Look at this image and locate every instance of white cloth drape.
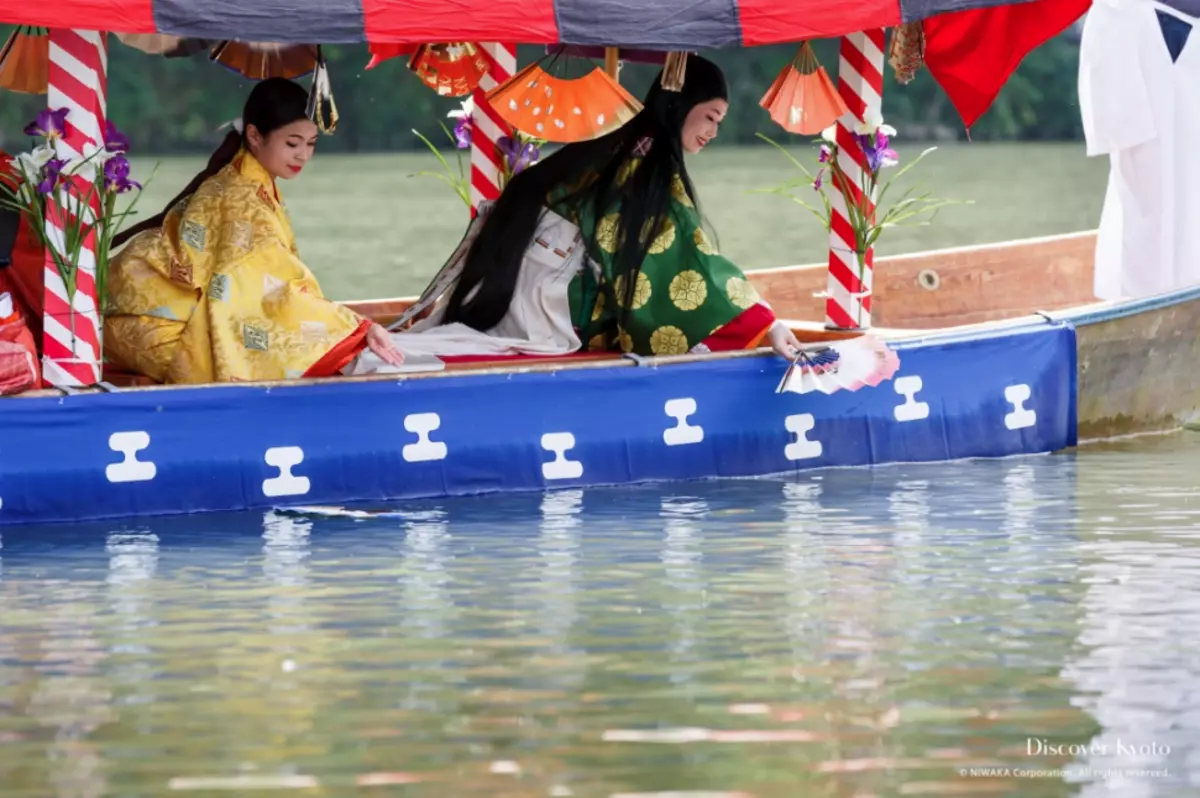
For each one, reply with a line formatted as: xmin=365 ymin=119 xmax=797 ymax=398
xmin=344 ymin=207 xmax=589 ymax=376
xmin=1081 ymin=0 xmax=1200 ymax=300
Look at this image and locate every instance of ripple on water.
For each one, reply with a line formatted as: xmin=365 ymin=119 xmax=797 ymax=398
xmin=0 ymin=435 xmax=1198 ymax=796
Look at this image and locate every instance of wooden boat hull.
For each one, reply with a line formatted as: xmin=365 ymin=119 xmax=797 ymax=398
xmin=1 ymin=229 xmax=1194 ymax=527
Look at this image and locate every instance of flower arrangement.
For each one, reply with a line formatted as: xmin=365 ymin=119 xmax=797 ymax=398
xmin=756 ymin=113 xmax=969 ymax=308
xmin=411 ymin=97 xmax=543 ymax=207
xmin=0 ymin=107 xmax=152 ymax=321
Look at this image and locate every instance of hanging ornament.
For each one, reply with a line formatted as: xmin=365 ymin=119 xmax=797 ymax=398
xmin=209 ymin=41 xmax=319 ymax=80
xmin=306 ymin=47 xmax=338 ymax=134
xmin=0 ymin=27 xmax=48 ymax=95
xmin=888 ymin=22 xmax=926 ymax=84
xmin=759 ymin=42 xmax=848 ymax=135
xmin=406 ymin=43 xmax=491 ymax=97
xmin=661 ymin=51 xmax=689 ymax=91
xmin=487 ymin=60 xmax=642 ymax=143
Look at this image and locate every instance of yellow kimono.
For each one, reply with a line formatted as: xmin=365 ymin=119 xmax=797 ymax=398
xmin=104 ymin=149 xmax=370 ymax=384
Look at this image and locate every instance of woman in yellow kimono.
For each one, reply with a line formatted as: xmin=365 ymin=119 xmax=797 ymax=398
xmin=105 ymin=78 xmax=403 ymax=384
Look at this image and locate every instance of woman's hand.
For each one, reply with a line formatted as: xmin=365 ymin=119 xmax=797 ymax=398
xmin=366 ymin=323 xmax=405 ymax=366
xmin=766 ymin=321 xmax=803 ymax=360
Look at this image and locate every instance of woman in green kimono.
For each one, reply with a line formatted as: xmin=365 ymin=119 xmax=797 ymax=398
xmin=349 ymin=55 xmax=799 ymax=374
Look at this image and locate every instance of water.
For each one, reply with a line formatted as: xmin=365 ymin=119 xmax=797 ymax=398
xmin=126 ymin=143 xmax=1108 ymax=300
xmin=1 ymin=434 xmax=1198 ymax=797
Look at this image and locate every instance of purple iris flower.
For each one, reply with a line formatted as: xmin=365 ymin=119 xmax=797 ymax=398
xmin=818 ymin=145 xmax=832 ymax=164
xmin=103 ymin=154 xmax=141 ymax=194
xmin=104 ymin=120 xmax=130 ymax=153
xmin=24 ymin=108 xmax=70 ymax=141
xmin=36 ymin=158 xmax=67 ymax=195
xmin=813 ymin=168 xmax=825 ymax=191
xmin=498 ymin=136 xmax=539 ymax=176
xmin=453 ymin=115 xmax=473 ymax=149
xmin=866 ymin=143 xmax=899 ymax=172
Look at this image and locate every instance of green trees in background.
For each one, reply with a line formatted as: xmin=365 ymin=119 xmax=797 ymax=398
xmin=0 ymin=32 xmax=1085 ymax=154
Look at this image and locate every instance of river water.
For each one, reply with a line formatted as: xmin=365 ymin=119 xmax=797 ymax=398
xmin=1 ymin=434 xmax=1197 ymax=797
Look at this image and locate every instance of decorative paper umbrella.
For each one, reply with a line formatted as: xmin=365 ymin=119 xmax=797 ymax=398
xmin=487 ymin=60 xmax=641 ymax=143
xmin=759 ymin=41 xmax=847 ymax=135
xmin=0 ymin=26 xmax=48 ymax=95
xmin=407 ymin=43 xmax=491 ymax=97
xmin=209 ymin=41 xmax=319 ymax=80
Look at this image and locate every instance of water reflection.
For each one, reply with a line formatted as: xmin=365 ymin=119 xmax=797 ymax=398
xmin=0 ymin=439 xmax=1197 ymax=796
xmin=1062 ymin=440 xmax=1200 ymax=796
xmin=659 ymin=495 xmax=709 ymax=688
xmin=26 ymin=585 xmax=114 ymax=798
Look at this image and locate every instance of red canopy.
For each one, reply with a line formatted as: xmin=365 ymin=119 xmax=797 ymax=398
xmin=0 ymin=0 xmax=1091 ymax=128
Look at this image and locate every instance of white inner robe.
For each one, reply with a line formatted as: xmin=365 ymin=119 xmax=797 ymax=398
xmin=1081 ymin=0 xmax=1200 ymax=301
xmin=344 ymin=207 xmax=590 ymax=376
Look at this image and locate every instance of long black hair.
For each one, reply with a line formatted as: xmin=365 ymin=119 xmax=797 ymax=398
xmin=440 ymin=54 xmax=729 ymax=332
xmin=113 ymin=78 xmax=310 ymax=247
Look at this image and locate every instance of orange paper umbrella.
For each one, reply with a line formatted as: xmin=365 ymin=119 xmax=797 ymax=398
xmin=0 ymin=27 xmax=48 ymax=95
xmin=487 ymin=62 xmax=642 ymax=143
xmin=760 ymin=42 xmax=848 ymax=135
xmin=209 ymin=41 xmax=319 ymax=80
xmin=407 ymin=43 xmax=490 ymax=97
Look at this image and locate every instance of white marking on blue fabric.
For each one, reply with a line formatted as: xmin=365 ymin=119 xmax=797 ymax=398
xmin=263 ymin=446 xmax=310 ymax=497
xmin=894 ymin=375 xmax=931 ymax=422
xmin=541 ymin=433 xmax=583 ymax=480
xmin=784 ymin=414 xmax=822 ymax=461
xmin=1004 ymin=384 xmax=1037 ymax=430
xmin=403 ymin=413 xmax=448 ymax=462
xmin=106 ymin=431 xmax=157 ymax=483
xmin=663 ymin=398 xmax=703 ymax=446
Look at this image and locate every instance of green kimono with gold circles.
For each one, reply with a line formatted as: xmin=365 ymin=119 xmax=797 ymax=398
xmin=549 ymin=157 xmax=777 ymax=357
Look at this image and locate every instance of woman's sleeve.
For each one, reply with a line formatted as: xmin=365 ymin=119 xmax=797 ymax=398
xmin=597 ymin=191 xmax=776 ymax=356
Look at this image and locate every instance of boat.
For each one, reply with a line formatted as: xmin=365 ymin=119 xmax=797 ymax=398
xmin=6 ymin=226 xmax=1191 ymax=526
xmin=4 ymin=0 xmax=1189 ymax=527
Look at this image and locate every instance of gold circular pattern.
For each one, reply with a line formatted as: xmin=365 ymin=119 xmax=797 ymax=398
xmin=669 ymin=270 xmax=707 ymax=311
xmin=650 ymin=325 xmax=689 ymax=355
xmin=671 ymin=174 xmax=693 ymax=207
xmin=726 ymin=276 xmax=759 ymax=310
xmin=595 ymin=213 xmax=621 ymax=253
xmin=617 ymin=328 xmax=633 ymax=353
xmin=613 ymin=271 xmax=652 ymax=310
xmin=587 ymin=333 xmax=607 ymax=352
xmin=645 ymin=217 xmax=676 ymax=255
xmin=693 ymin=227 xmax=717 ymax=255
xmin=591 ymin=292 xmax=606 ymax=321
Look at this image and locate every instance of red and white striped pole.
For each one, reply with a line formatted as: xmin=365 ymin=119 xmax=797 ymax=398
xmin=44 ymin=28 xmax=106 ymax=387
xmin=469 ymin=43 xmax=517 ymax=216
xmin=825 ymin=29 xmax=885 ymax=331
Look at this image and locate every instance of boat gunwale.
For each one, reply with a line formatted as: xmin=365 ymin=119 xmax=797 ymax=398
xmin=7 ymin=229 xmax=1198 ymax=401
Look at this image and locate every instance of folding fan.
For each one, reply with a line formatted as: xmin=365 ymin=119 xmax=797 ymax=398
xmin=486 ymin=60 xmax=642 ymax=143
xmin=407 ymin=43 xmax=491 ymax=97
xmin=0 ymin=27 xmax=48 ymax=95
xmin=760 ymin=42 xmax=847 ymax=135
xmin=306 ymin=48 xmax=338 ymax=134
xmin=209 ymin=41 xmax=319 ymax=80
xmin=775 ymin=335 xmax=900 ymax=395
